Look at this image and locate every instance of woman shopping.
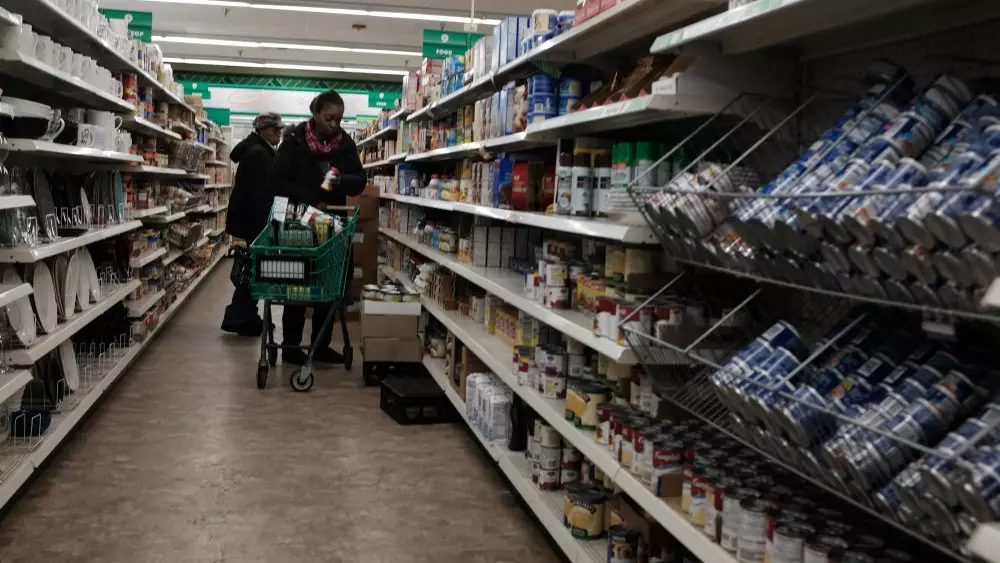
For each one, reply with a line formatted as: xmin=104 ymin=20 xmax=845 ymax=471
xmin=270 ymin=89 xmax=366 ymax=365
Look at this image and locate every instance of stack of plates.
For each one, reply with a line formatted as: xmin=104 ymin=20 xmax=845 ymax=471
xmin=3 ymin=268 xmax=36 ymax=346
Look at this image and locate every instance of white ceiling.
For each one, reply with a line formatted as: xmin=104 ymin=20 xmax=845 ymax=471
xmin=100 ymin=0 xmax=576 ymax=81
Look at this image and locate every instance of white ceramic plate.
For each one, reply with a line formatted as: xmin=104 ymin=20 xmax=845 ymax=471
xmin=59 ymin=340 xmax=79 ymax=392
xmin=31 ymin=262 xmax=58 ymax=333
xmin=52 ymin=256 xmax=69 ymax=321
xmin=6 ymin=295 xmax=36 ymax=347
xmin=63 ymin=254 xmax=78 ymax=318
xmin=76 ymin=254 xmax=90 ymax=311
xmin=80 ymin=188 xmax=92 ymax=225
xmin=78 ymin=247 xmax=100 ymax=302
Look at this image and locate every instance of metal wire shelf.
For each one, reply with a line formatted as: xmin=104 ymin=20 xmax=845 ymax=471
xmin=620 ymin=266 xmax=1000 ymax=561
xmin=628 ymin=62 xmax=1000 ymax=323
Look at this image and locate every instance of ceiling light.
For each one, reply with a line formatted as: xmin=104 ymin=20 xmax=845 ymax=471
xmin=162 ymin=57 xmax=410 ymax=76
xmin=140 ymin=0 xmax=501 ymax=25
xmin=152 ymin=35 xmax=420 ymax=57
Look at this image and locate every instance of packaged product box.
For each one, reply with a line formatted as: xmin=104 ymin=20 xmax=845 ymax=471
xmin=460 ymin=347 xmax=488 ymax=398
xmin=362 ymin=337 xmax=422 ymax=363
xmin=516 ymin=311 xmax=540 ymax=346
xmin=361 ymin=312 xmax=420 ymax=339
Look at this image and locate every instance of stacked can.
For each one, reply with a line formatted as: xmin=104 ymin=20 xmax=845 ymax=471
xmin=527 ymin=74 xmax=557 ymax=124
xmin=558 ymin=77 xmax=582 ymax=116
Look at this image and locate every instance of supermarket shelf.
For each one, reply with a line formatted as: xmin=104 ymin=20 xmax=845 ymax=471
xmin=379 ymin=228 xmax=636 ymax=363
xmin=8 ymin=279 xmax=140 ymax=365
xmin=129 ymin=247 xmax=167 ymax=269
xmin=363 ymin=159 xmax=393 ymax=170
xmin=192 ymin=141 xmax=212 ymax=151
xmin=407 ymin=0 xmax=724 ymax=122
xmin=4 ymin=140 xmax=142 ymax=164
xmin=142 ymin=212 xmax=185 ymax=224
xmin=356 ymin=125 xmax=398 ymax=148
xmin=651 ymin=0 xmax=952 ymax=56
xmin=207 ymin=227 xmax=225 ymax=237
xmin=0 ymin=0 xmax=195 ymax=113
xmin=389 ymin=107 xmax=412 ymax=121
xmin=191 ymin=236 xmax=210 ymax=249
xmin=969 ymin=524 xmax=1000 ymax=563
xmin=203 ymin=160 xmax=228 ymax=167
xmin=389 ymin=152 xmax=409 ymax=163
xmin=0 ymin=49 xmax=134 ymax=113
xmin=386 ymin=194 xmax=656 ymax=243
xmin=0 ymin=195 xmax=35 ymax=210
xmin=187 ymin=173 xmax=211 ymax=181
xmin=0 ymin=249 xmax=227 ymax=510
xmin=423 ymin=356 xmax=604 ymax=563
xmin=187 ymin=204 xmax=212 ymax=214
xmin=406 ymin=133 xmax=552 ymax=162
xmin=170 ymin=122 xmax=196 ymax=136
xmin=0 ymin=221 xmax=143 ymax=263
xmin=122 ymin=116 xmax=183 ymax=141
xmin=162 ymin=249 xmax=183 ymax=266
xmin=0 ymin=283 xmax=32 ymax=309
xmin=119 ymin=165 xmax=188 ymax=177
xmin=126 ymin=206 xmax=169 ymax=220
xmin=125 ymin=290 xmax=165 ymax=318
xmin=211 ymin=204 xmax=228 ymax=213
xmin=0 ymin=370 xmax=32 ymax=407
xmin=205 ymin=184 xmax=231 ymax=190
xmin=419 ymin=296 xmax=735 ymax=563
xmin=525 ymin=94 xmax=731 ymax=140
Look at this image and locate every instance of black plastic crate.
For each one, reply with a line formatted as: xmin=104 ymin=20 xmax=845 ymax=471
xmin=362 ymin=360 xmax=422 ymax=387
xmin=379 ymin=375 xmax=458 ymax=425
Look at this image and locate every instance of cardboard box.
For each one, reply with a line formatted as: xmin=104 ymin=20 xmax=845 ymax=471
xmin=459 ymin=346 xmax=488 ymax=399
xmin=362 ymin=301 xmax=422 ymax=317
xmin=363 ymin=337 xmax=422 ymax=362
xmin=361 ymin=312 xmax=420 ymax=339
xmin=615 ymin=493 xmax=680 ymax=556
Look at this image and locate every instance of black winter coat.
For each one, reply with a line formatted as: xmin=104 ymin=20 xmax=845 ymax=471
xmin=225 ymin=133 xmax=277 ymax=241
xmin=270 ymin=121 xmax=366 ymax=208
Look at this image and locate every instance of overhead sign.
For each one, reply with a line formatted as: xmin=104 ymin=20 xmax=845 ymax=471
xmin=421 ymin=30 xmax=483 ymax=59
xmin=181 ymin=81 xmax=212 ymax=99
xmin=98 ymin=9 xmax=153 ymax=42
xmin=368 ymin=91 xmax=401 ymax=109
xmin=205 ymin=108 xmax=230 ymax=126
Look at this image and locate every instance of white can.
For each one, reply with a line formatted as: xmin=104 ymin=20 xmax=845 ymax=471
xmin=538 ymin=445 xmax=561 ymax=470
xmin=545 ymin=286 xmax=569 ymax=309
xmin=544 ymin=262 xmax=567 ymax=287
xmin=543 ymin=372 xmax=567 ymax=399
xmin=537 ymin=422 xmax=562 ymax=448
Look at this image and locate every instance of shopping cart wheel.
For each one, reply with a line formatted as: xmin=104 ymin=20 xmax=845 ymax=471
xmin=267 ymin=347 xmax=278 ymax=367
xmin=343 ymin=346 xmax=353 ymax=370
xmin=256 ymin=364 xmax=268 ymax=390
xmin=290 ymin=367 xmax=314 ymax=392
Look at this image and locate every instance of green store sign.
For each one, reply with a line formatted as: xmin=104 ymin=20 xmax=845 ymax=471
xmin=98 ymin=9 xmax=153 ymax=42
xmin=368 ymin=91 xmax=401 ymax=109
xmin=421 ymin=30 xmax=483 ymax=60
xmin=181 ymin=81 xmax=212 ymax=99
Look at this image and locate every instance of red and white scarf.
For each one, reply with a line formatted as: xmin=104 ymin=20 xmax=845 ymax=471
xmin=305 ymin=119 xmax=342 ymax=155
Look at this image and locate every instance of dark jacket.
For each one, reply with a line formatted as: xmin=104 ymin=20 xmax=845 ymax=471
xmin=225 ymin=132 xmax=277 ymax=241
xmin=270 ymin=121 xmax=366 ymax=208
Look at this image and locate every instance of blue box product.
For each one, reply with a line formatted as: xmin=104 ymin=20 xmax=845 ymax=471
xmin=397 ymin=164 xmax=420 ymax=196
xmin=491 ymin=24 xmax=502 ymax=70
xmin=493 ymin=156 xmax=515 ymax=207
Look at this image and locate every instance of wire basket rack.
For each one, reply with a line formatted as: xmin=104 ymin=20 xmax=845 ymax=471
xmin=627 ymin=60 xmax=1000 ymax=323
xmin=621 ymin=267 xmax=1000 ymax=561
xmin=167 ymin=141 xmax=208 ymax=173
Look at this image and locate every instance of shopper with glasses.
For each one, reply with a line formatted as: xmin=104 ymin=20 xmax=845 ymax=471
xmin=222 ymin=112 xmax=287 ymax=336
xmin=269 ymin=90 xmax=366 ymax=365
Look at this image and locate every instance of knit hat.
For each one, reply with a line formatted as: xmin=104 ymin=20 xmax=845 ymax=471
xmin=253 ymin=112 xmax=286 ymax=131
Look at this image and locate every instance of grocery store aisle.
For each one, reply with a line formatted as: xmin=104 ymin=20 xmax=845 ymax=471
xmin=0 ymin=264 xmax=560 ymax=563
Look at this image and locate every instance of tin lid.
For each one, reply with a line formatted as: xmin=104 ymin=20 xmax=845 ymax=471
xmin=776 ymin=521 xmax=816 ymax=540
xmin=805 ymin=534 xmax=850 ymax=552
xmin=607 ymin=524 xmax=640 ymax=538
xmin=728 ymin=487 xmax=761 ymax=503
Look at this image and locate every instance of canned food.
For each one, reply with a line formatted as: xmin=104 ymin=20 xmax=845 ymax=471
xmin=567 ymin=488 xmax=606 ymax=538
xmin=721 ymin=487 xmax=761 ymax=552
xmin=802 ymin=534 xmax=848 ymax=563
xmin=771 ymin=522 xmax=815 ymax=563
xmin=537 ymin=422 xmax=562 ymax=448
xmin=566 ymin=380 xmax=612 ymax=430
xmin=705 ymin=475 xmax=740 ymax=542
xmin=652 ymin=438 xmax=684 ymax=495
xmin=544 ymin=262 xmax=567 ymax=287
xmin=608 ymin=525 xmax=640 ymax=563
xmin=739 ymin=498 xmax=778 ymax=563
xmin=538 ymin=445 xmax=562 ymax=470
xmin=538 ymin=468 xmax=560 ymax=490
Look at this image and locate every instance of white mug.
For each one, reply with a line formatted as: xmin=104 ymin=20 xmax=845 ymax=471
xmin=76 ymin=123 xmax=99 ymax=148
xmin=86 ymin=110 xmax=122 ymax=130
xmin=71 ymin=53 xmax=85 ymax=79
xmin=116 ymin=131 xmax=132 ymax=153
xmin=34 ymin=35 xmax=51 ymax=64
xmin=58 ymin=45 xmax=73 ymax=73
xmin=47 ymin=40 xmax=61 ymax=69
xmin=39 ymin=116 xmax=66 ymax=143
xmin=0 ymin=19 xmax=21 ymax=52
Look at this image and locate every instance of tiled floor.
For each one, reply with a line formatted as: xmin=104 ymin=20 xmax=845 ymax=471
xmin=0 ymin=264 xmax=560 ymax=563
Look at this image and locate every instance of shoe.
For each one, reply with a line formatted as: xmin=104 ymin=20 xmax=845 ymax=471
xmin=314 ymin=347 xmax=345 ymax=364
xmin=283 ymin=348 xmax=307 ymax=365
xmin=221 ymin=317 xmax=263 ymax=337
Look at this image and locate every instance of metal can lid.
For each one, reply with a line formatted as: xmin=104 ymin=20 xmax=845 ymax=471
xmin=806 ymin=534 xmax=850 ymax=552
xmin=727 ymin=487 xmax=761 ymax=503
xmin=607 ymin=524 xmax=640 ymax=539
xmin=776 ymin=521 xmax=816 ymax=540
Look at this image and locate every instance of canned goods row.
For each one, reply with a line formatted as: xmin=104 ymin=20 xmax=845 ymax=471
xmin=710 ymin=313 xmax=1000 ymax=549
xmin=643 ymin=64 xmax=1000 ymax=308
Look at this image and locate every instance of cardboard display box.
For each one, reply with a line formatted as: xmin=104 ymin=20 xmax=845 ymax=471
xmin=362 ymin=337 xmax=422 ymax=362
xmin=361 ymin=312 xmax=420 ymax=339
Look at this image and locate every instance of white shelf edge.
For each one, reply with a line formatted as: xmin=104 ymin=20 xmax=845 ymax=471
xmin=387 ymin=194 xmax=656 ymax=243
xmin=205 ymin=184 xmax=231 ymax=190
xmin=126 ymin=206 xmax=169 ymax=220
xmin=129 ymin=247 xmax=168 ymax=268
xmin=4 ymin=139 xmax=142 ymax=163
xmin=162 ymin=249 xmax=183 ymax=266
xmin=356 ymin=125 xmax=398 ymax=148
xmin=203 ymin=160 xmax=228 ymax=167
xmin=0 ymin=370 xmax=32 ymax=406
xmin=142 ymin=212 xmax=185 ymax=224
xmin=126 ymin=289 xmax=165 ymax=318
xmin=0 ymin=221 xmax=143 ymax=263
xmin=208 ymin=228 xmax=225 ymax=237
xmin=417 ymin=292 xmax=735 ymax=563
xmin=122 ymin=116 xmax=183 ymax=141
xmin=379 ymin=228 xmax=635 ymax=363
xmin=0 ymin=48 xmax=135 ymax=113
xmin=8 ymin=280 xmax=140 ymax=365
xmin=362 ymin=159 xmax=393 ymax=170
xmin=0 ymin=195 xmax=35 ymax=210
xmin=119 ymin=165 xmax=188 ymax=177
xmin=0 ymin=283 xmax=32 ymax=309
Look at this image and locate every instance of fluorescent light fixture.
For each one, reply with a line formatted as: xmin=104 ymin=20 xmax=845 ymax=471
xmin=139 ymin=0 xmax=501 ymax=25
xmin=162 ymin=57 xmax=410 ymax=76
xmin=152 ymin=35 xmax=420 ymax=57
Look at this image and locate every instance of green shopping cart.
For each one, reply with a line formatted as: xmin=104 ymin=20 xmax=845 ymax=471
xmin=234 ymin=205 xmax=359 ymax=391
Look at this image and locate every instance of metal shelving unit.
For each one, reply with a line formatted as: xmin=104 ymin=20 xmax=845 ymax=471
xmin=0 ymin=221 xmax=143 ymax=262
xmin=0 ymin=49 xmax=135 ymax=113
xmin=122 ymin=116 xmax=183 ymax=141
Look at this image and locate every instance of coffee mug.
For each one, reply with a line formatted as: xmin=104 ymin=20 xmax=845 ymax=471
xmin=85 ymin=110 xmax=121 ymax=130
xmin=34 ymin=35 xmax=51 ymax=64
xmin=47 ymin=40 xmax=61 ymax=69
xmin=59 ymin=45 xmax=74 ymax=73
xmin=71 ymin=53 xmax=85 ymax=79
xmin=0 ymin=19 xmax=21 ymax=52
xmin=39 ymin=116 xmax=66 ymax=143
xmin=76 ymin=123 xmax=98 ymax=148
xmin=116 ymin=131 xmax=131 ymax=153
xmin=66 ymin=108 xmax=85 ymax=123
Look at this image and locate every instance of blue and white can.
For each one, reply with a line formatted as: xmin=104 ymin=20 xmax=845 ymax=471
xmin=958 ymin=448 xmax=1000 ymax=521
xmin=885 ymin=112 xmax=936 ymax=158
xmin=855 ymin=136 xmax=904 ymax=163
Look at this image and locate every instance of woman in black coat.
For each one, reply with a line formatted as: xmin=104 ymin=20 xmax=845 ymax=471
xmin=270 ymin=89 xmax=366 ymax=365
